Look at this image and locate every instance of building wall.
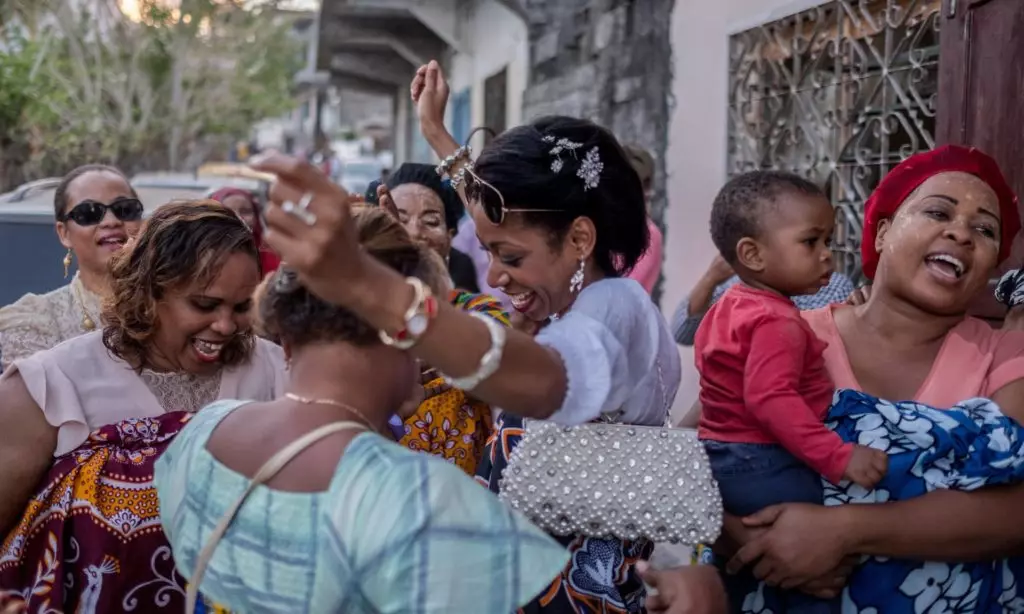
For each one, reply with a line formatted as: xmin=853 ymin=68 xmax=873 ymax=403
xmin=520 ymin=0 xmax=676 ymax=299
xmin=663 ymin=0 xmax=835 ymax=421
xmin=445 ymin=0 xmax=529 ymax=153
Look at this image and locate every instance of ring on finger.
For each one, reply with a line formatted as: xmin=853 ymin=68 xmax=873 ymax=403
xmin=282 ymin=197 xmax=317 ymax=226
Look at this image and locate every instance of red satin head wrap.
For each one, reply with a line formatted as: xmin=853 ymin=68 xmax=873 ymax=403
xmin=861 ymin=145 xmax=1020 ymax=280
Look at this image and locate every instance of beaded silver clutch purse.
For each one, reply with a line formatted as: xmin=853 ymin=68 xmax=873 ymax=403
xmin=498 ymin=420 xmax=723 ymax=544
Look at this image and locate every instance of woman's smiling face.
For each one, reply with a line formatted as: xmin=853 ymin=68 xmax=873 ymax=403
xmin=56 ymin=170 xmax=142 ymax=277
xmin=875 ymin=171 xmax=1002 ymax=315
xmin=148 ymin=251 xmax=260 ymax=375
xmin=471 ymin=204 xmax=586 ymax=322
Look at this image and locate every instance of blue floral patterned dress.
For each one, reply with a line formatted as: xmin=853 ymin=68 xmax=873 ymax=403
xmin=743 ymin=390 xmax=1024 ymax=614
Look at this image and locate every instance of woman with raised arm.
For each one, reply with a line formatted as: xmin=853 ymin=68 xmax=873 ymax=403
xmin=244 ymin=61 xmax=728 ymax=613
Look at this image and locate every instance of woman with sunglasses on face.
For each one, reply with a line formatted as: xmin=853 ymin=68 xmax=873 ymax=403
xmin=0 ymin=202 xmax=284 ymax=613
xmin=243 ymin=60 xmax=711 ymax=613
xmin=0 ymin=165 xmax=144 ymax=371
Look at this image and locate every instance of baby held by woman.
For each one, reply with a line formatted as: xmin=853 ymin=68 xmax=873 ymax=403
xmin=695 ymin=172 xmax=887 ymax=613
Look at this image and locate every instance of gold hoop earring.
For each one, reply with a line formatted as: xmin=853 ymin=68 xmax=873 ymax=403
xmin=63 ymin=249 xmax=73 ymax=279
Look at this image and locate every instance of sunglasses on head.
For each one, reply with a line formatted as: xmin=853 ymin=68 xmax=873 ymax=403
xmin=463 ymin=168 xmax=556 ymax=225
xmin=60 ymin=197 xmax=144 ymax=226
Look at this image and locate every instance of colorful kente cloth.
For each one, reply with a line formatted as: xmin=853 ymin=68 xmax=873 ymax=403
xmin=397 ymin=290 xmax=508 ymax=475
xmin=0 ymin=412 xmax=200 ymax=613
xmin=399 ymin=373 xmax=493 ymax=475
xmin=743 ymin=389 xmax=1024 ymax=614
xmin=476 ymin=413 xmax=653 ymax=613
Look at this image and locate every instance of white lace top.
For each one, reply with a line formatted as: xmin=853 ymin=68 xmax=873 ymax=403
xmin=139 ymin=370 xmax=223 ymax=413
xmin=0 ymin=332 xmax=287 ymax=456
xmin=0 ymin=275 xmax=102 ymax=371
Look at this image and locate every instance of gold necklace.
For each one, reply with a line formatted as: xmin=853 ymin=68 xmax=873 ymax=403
xmin=71 ymin=277 xmax=98 ymax=331
xmin=284 ymin=392 xmax=379 ymax=435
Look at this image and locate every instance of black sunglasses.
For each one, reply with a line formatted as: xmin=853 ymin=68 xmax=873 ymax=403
xmin=463 ymin=170 xmax=556 ymax=225
xmin=60 ymin=198 xmax=144 ymax=226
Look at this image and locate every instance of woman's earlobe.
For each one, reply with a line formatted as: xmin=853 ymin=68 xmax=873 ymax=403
xmin=874 ymin=219 xmax=891 ymax=253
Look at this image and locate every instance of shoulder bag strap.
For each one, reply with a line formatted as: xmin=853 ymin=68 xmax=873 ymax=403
xmin=185 ymin=420 xmax=369 ymax=614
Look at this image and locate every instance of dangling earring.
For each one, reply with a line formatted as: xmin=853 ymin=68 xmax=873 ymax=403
xmin=569 ymin=259 xmax=585 ymax=294
xmin=63 ymin=249 xmax=73 ymax=279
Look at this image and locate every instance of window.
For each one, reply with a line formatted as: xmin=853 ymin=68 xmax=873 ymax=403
xmin=451 ymin=88 xmax=472 ymax=147
xmin=484 ymin=68 xmax=508 ymax=142
xmin=727 ymin=0 xmax=941 ymax=280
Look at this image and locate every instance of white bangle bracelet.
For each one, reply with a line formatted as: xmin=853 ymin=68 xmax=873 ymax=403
xmin=442 ymin=311 xmax=507 ymax=390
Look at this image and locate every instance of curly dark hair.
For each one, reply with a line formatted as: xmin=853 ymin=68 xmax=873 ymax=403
xmin=257 ymin=207 xmax=423 ymax=347
xmin=102 ymin=200 xmax=260 ymax=371
xmin=472 ymin=116 xmax=649 ymax=277
xmin=709 ymin=170 xmax=826 ymax=264
xmin=54 ymin=164 xmax=138 ymax=219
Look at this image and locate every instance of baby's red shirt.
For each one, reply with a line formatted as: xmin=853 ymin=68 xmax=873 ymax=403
xmin=696 ymin=284 xmax=853 ymax=484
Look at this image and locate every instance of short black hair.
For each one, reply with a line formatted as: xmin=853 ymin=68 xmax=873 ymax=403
xmin=54 ymin=164 xmax=137 ymax=220
xmin=386 ymin=163 xmax=464 ymax=230
xmin=257 ymin=208 xmax=422 ymax=348
xmin=709 ymin=170 xmax=826 ymax=264
xmin=474 ymin=116 xmax=649 ymax=276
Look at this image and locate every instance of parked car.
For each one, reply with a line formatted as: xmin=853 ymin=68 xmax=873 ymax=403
xmin=0 ymin=170 xmax=259 ymax=305
xmin=339 ymin=158 xmax=384 ymax=196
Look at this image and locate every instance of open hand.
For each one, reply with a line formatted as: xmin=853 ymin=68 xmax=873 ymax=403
xmin=638 ymin=562 xmax=727 ymax=614
xmin=250 ymin=152 xmax=364 ymax=307
xmin=727 ymin=503 xmax=849 ymax=589
xmin=411 ymin=60 xmax=450 ymax=133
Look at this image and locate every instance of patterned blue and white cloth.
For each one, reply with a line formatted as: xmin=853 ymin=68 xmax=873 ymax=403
xmin=742 ymin=389 xmax=1024 ymax=614
xmin=996 ymin=268 xmax=1024 ymax=309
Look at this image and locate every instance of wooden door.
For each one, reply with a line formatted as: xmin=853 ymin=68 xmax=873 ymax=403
xmin=936 ymin=0 xmax=1024 ymax=322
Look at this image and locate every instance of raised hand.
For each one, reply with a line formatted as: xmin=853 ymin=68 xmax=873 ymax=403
xmin=376 ymin=183 xmax=400 ymax=219
xmin=249 ymin=152 xmax=364 ymax=307
xmin=411 ymin=60 xmax=450 ymax=136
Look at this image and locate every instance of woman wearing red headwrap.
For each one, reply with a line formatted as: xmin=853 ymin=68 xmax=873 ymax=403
xmin=691 ymin=145 xmax=1024 ymax=613
xmin=210 ymin=187 xmax=281 ymax=275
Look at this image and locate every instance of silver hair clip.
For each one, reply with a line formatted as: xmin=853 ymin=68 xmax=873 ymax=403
xmin=542 ymin=135 xmax=602 ymax=190
xmin=577 ymin=146 xmax=603 ymax=191
xmin=542 ymin=135 xmax=583 ymax=174
xmin=273 ymin=267 xmax=302 ymax=294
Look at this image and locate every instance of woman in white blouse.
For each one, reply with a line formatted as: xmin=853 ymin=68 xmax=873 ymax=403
xmin=243 ymin=62 xmax=725 ymax=613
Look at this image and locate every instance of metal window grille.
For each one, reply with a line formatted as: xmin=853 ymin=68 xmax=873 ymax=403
xmin=727 ymin=0 xmax=941 ymax=281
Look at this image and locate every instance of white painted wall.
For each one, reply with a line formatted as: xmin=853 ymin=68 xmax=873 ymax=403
xmin=664 ymin=0 xmax=826 ymax=422
xmin=445 ymin=0 xmax=529 ymax=153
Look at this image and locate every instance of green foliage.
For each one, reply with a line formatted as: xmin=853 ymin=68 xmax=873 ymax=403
xmin=0 ymin=0 xmax=305 ymax=188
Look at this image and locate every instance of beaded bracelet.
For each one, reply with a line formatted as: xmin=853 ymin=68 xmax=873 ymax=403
xmin=450 ymin=161 xmax=475 ymax=190
xmin=435 ymin=145 xmax=472 ymax=177
xmin=442 ymin=311 xmax=507 ymax=390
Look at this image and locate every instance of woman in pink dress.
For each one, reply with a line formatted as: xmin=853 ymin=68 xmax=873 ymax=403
xmin=0 ymin=201 xmax=284 ymax=613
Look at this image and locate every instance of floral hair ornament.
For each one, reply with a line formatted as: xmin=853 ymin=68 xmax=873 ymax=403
xmin=543 ymin=135 xmax=603 ymax=191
